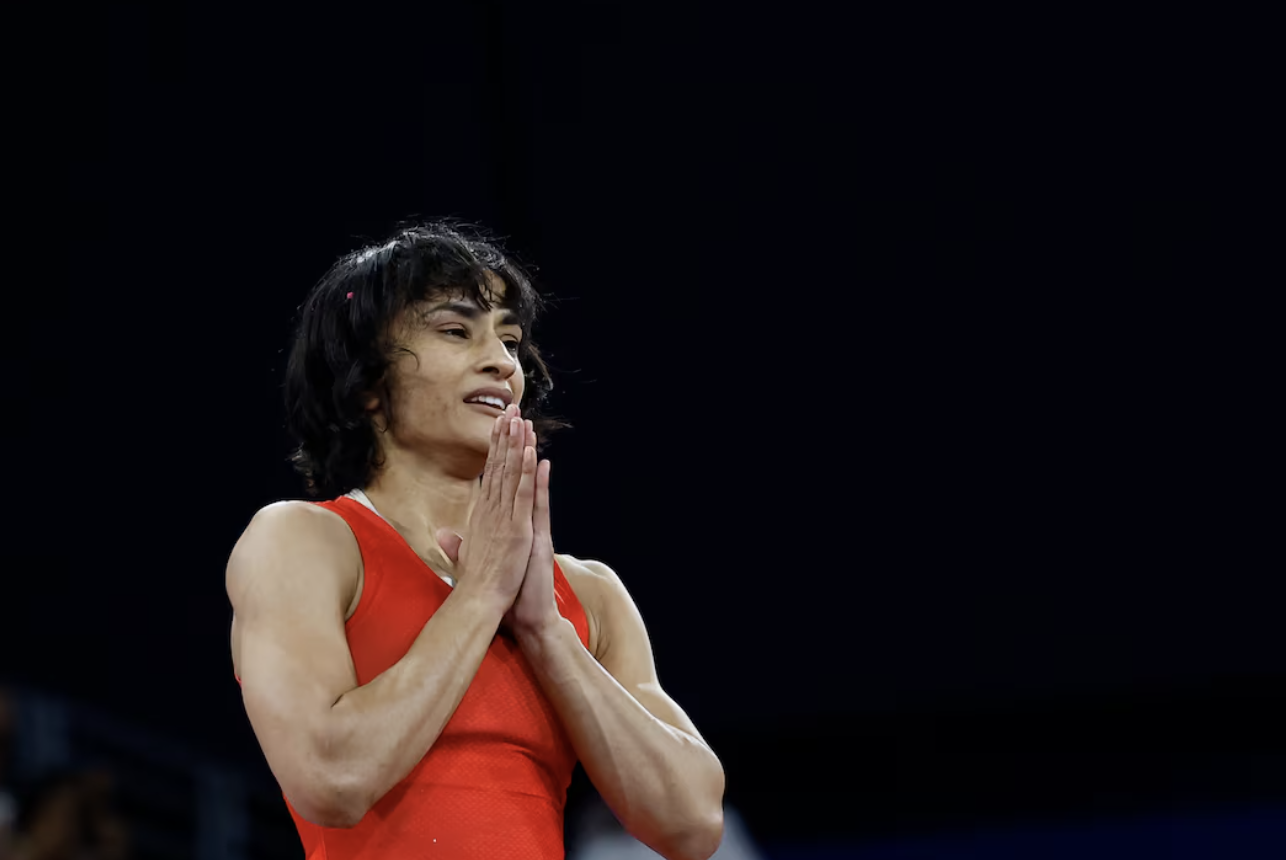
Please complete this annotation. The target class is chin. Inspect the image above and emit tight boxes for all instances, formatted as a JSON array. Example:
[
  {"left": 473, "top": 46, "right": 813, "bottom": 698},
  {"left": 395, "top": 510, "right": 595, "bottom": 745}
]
[{"left": 467, "top": 428, "right": 494, "bottom": 457}]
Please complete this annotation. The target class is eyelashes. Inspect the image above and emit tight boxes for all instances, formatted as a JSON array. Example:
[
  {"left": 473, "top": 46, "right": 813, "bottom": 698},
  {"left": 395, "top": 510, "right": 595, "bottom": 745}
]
[{"left": 442, "top": 327, "right": 522, "bottom": 354}]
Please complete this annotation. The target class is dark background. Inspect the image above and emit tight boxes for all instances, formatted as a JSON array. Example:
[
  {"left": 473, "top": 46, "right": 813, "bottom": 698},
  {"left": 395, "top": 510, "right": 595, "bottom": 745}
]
[{"left": 8, "top": 3, "right": 1281, "bottom": 856}]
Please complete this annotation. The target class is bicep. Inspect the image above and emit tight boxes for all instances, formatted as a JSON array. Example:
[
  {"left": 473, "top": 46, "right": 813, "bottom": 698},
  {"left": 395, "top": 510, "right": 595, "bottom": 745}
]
[
  {"left": 227, "top": 503, "right": 361, "bottom": 786},
  {"left": 585, "top": 560, "right": 708, "bottom": 745}
]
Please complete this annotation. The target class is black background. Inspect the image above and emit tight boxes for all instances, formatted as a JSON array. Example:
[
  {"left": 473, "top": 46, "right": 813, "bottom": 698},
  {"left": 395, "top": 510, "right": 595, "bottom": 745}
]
[{"left": 9, "top": 3, "right": 1280, "bottom": 849}]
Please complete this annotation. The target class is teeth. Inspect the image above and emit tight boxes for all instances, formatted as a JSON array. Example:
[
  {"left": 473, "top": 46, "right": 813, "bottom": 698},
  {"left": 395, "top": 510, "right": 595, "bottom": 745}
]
[{"left": 468, "top": 396, "right": 506, "bottom": 409}]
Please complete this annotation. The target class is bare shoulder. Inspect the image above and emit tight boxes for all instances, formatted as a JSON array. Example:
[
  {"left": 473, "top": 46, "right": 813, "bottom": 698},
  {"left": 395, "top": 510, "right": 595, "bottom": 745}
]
[
  {"left": 226, "top": 501, "right": 359, "bottom": 605},
  {"left": 555, "top": 552, "right": 614, "bottom": 583},
  {"left": 555, "top": 553, "right": 707, "bottom": 742},
  {"left": 554, "top": 553, "right": 615, "bottom": 658},
  {"left": 234, "top": 499, "right": 353, "bottom": 548},
  {"left": 554, "top": 553, "right": 640, "bottom": 660},
  {"left": 554, "top": 552, "right": 627, "bottom": 607},
  {"left": 227, "top": 500, "right": 362, "bottom": 683}
]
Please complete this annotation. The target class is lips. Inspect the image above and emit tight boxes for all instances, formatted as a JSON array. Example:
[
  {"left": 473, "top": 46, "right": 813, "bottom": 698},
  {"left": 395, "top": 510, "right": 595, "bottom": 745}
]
[{"left": 463, "top": 387, "right": 514, "bottom": 411}]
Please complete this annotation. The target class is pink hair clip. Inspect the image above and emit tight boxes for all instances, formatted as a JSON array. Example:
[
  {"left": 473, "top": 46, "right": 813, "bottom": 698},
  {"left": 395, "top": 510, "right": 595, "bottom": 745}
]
[{"left": 345, "top": 292, "right": 354, "bottom": 300}]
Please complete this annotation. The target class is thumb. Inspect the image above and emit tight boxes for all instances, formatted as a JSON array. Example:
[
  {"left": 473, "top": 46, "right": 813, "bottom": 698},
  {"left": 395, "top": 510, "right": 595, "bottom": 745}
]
[{"left": 435, "top": 527, "right": 464, "bottom": 563}]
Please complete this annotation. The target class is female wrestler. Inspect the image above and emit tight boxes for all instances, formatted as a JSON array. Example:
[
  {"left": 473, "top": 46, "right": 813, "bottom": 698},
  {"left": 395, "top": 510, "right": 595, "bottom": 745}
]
[{"left": 226, "top": 223, "right": 724, "bottom": 859}]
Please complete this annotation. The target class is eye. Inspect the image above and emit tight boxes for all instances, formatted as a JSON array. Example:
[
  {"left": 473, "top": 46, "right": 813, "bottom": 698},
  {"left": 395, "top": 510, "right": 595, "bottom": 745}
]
[
  {"left": 442, "top": 327, "right": 469, "bottom": 339},
  {"left": 504, "top": 340, "right": 521, "bottom": 354}
]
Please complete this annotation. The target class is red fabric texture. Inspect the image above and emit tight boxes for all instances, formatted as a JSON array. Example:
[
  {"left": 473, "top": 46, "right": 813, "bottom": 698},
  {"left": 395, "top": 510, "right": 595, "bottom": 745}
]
[{"left": 283, "top": 496, "right": 589, "bottom": 859}]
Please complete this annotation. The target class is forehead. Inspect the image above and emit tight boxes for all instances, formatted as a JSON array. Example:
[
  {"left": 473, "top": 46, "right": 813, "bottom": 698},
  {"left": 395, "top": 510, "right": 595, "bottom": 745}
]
[
  {"left": 405, "top": 276, "right": 523, "bottom": 332},
  {"left": 428, "top": 270, "right": 513, "bottom": 308}
]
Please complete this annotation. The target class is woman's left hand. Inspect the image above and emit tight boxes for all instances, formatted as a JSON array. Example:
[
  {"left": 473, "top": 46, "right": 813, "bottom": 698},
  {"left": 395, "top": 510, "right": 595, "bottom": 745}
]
[
  {"left": 503, "top": 420, "right": 560, "bottom": 638},
  {"left": 435, "top": 420, "right": 559, "bottom": 637}
]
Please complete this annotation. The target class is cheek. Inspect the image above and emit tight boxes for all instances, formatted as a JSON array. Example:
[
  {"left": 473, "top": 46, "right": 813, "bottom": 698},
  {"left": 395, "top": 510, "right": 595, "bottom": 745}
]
[
  {"left": 387, "top": 358, "right": 452, "bottom": 409},
  {"left": 516, "top": 364, "right": 529, "bottom": 403}
]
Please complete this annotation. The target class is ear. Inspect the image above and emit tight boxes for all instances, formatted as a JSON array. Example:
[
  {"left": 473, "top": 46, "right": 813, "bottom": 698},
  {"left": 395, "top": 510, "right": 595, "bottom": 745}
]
[
  {"left": 363, "top": 390, "right": 390, "bottom": 434},
  {"left": 435, "top": 528, "right": 464, "bottom": 564}
]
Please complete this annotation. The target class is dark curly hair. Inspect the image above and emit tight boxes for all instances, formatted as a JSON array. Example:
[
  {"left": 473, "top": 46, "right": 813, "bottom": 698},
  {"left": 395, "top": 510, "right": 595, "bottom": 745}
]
[{"left": 284, "top": 221, "right": 566, "bottom": 498}]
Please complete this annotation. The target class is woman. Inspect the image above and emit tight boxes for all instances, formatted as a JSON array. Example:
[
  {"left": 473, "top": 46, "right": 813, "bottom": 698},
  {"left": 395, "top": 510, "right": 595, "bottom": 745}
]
[{"left": 226, "top": 223, "right": 724, "bottom": 860}]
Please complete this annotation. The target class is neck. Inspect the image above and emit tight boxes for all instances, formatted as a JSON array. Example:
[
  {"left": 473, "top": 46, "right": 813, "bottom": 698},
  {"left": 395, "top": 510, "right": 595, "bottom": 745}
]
[{"left": 360, "top": 445, "right": 484, "bottom": 555}]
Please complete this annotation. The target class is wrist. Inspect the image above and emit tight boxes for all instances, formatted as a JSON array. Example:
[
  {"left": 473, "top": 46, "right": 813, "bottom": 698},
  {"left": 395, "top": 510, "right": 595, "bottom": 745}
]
[
  {"left": 513, "top": 614, "right": 574, "bottom": 650},
  {"left": 451, "top": 577, "right": 514, "bottom": 623}
]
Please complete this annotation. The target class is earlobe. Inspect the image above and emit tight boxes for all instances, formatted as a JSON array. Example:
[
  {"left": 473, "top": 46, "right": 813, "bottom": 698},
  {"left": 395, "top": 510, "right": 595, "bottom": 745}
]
[
  {"left": 361, "top": 394, "right": 389, "bottom": 434},
  {"left": 365, "top": 400, "right": 390, "bottom": 435}
]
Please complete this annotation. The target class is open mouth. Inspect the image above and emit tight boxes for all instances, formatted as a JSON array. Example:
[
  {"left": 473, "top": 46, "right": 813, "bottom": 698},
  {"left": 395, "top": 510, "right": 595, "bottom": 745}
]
[{"left": 463, "top": 388, "right": 513, "bottom": 416}]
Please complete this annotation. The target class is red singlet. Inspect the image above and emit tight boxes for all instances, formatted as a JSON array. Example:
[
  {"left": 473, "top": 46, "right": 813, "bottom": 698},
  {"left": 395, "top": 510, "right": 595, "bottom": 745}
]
[{"left": 286, "top": 496, "right": 589, "bottom": 859}]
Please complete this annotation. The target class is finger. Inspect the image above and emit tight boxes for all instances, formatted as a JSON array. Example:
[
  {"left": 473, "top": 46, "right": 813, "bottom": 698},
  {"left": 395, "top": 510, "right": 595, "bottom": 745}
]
[
  {"left": 483, "top": 412, "right": 504, "bottom": 498},
  {"left": 435, "top": 528, "right": 464, "bottom": 564},
  {"left": 489, "top": 404, "right": 518, "bottom": 500},
  {"left": 501, "top": 415, "right": 527, "bottom": 513},
  {"left": 534, "top": 459, "right": 551, "bottom": 539},
  {"left": 513, "top": 445, "right": 537, "bottom": 520},
  {"left": 525, "top": 419, "right": 536, "bottom": 452}
]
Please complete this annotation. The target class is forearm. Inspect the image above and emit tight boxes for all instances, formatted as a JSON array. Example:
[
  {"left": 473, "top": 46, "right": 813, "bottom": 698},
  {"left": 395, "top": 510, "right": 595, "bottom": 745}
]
[
  {"left": 322, "top": 583, "right": 506, "bottom": 817},
  {"left": 517, "top": 619, "right": 724, "bottom": 859}
]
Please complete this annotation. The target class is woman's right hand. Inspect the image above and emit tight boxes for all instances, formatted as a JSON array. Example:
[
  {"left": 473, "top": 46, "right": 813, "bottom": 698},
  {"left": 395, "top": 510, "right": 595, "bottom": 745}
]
[{"left": 446, "top": 404, "right": 536, "bottom": 611}]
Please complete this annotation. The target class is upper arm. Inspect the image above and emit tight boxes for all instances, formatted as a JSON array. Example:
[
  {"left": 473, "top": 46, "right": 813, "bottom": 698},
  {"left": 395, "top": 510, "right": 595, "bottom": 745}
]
[
  {"left": 226, "top": 502, "right": 362, "bottom": 801},
  {"left": 570, "top": 557, "right": 710, "bottom": 746}
]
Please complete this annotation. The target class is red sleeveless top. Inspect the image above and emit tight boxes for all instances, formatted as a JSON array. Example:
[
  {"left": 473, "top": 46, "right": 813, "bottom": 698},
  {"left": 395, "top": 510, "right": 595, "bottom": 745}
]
[{"left": 289, "top": 495, "right": 590, "bottom": 859}]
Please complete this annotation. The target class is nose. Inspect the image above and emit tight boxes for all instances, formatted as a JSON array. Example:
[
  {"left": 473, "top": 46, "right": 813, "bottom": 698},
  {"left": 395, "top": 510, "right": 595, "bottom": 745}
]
[{"left": 477, "top": 333, "right": 518, "bottom": 381}]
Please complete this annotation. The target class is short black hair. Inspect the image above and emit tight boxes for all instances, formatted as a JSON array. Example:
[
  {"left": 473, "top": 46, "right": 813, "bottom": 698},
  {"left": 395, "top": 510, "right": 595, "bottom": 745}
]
[{"left": 284, "top": 221, "right": 565, "bottom": 497}]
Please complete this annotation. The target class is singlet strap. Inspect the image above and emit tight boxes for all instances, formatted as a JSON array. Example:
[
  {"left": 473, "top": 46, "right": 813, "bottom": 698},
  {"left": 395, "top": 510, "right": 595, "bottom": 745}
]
[{"left": 342, "top": 490, "right": 457, "bottom": 588}]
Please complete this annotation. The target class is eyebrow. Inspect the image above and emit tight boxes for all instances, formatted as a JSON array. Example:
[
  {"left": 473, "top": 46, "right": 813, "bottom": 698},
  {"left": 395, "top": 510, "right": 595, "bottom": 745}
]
[{"left": 426, "top": 300, "right": 521, "bottom": 327}]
